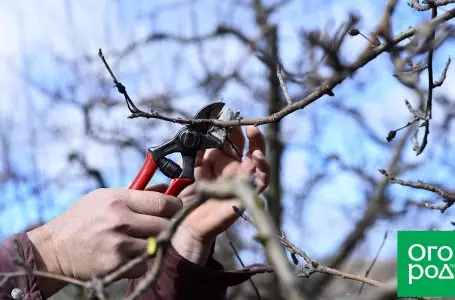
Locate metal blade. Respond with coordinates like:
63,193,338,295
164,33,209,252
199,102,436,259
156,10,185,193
207,105,235,143
190,102,225,133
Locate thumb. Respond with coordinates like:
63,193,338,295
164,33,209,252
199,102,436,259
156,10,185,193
125,188,182,218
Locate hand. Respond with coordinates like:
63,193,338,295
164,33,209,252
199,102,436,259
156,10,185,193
172,126,270,264
27,186,182,297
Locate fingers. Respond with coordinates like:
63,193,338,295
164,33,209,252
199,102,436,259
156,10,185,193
246,126,266,156
238,155,256,177
145,183,168,193
244,127,268,192
125,214,171,238
252,149,269,172
222,126,245,160
252,149,270,192
237,149,269,193
124,189,182,218
120,237,148,258
118,237,148,279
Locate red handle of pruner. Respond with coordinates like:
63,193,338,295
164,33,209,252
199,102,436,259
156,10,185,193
165,178,195,196
129,152,158,190
130,153,194,195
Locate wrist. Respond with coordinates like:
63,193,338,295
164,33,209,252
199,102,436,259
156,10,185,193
27,224,66,297
171,224,214,265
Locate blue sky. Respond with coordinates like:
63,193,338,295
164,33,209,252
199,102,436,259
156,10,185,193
1,0,455,266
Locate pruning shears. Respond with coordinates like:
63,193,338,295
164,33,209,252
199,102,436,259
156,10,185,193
129,102,234,196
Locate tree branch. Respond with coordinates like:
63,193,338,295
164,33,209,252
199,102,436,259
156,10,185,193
233,206,384,288
408,0,455,11
358,231,388,294
379,169,455,213
197,177,305,300
99,8,455,128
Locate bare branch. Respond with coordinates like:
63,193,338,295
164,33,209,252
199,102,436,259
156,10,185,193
0,270,86,289
233,206,384,288
408,0,455,11
225,230,262,300
312,127,410,296
406,198,450,211
99,8,455,128
433,56,452,87
276,65,292,106
114,25,255,62
416,5,439,155
405,99,425,119
358,231,388,295
379,169,455,212
197,177,305,300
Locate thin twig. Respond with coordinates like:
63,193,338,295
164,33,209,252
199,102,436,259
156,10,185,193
225,230,262,300
277,65,292,105
416,5,438,155
358,231,388,294
406,199,449,211
408,0,455,11
426,5,437,121
98,49,148,115
0,270,86,288
124,248,165,300
379,168,455,212
360,32,374,44
103,253,148,286
227,135,244,158
433,56,451,87
233,206,384,288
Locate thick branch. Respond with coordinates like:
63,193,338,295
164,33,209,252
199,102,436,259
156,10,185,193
197,177,305,300
311,126,411,296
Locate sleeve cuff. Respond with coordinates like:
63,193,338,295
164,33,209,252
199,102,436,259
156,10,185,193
0,233,43,300
166,245,273,287
128,244,273,300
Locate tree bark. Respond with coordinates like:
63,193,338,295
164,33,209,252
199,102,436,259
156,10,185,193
264,25,284,230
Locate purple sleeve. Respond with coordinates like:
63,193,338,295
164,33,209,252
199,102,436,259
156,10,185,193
127,245,273,300
1,233,272,300
0,233,43,300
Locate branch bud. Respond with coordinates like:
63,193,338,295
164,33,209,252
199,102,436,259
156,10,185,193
386,130,396,142
348,28,360,36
